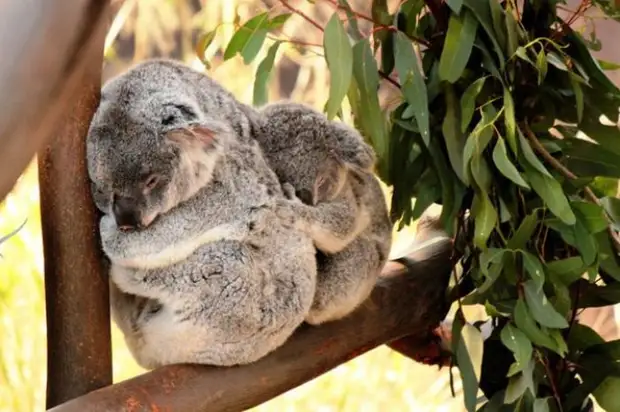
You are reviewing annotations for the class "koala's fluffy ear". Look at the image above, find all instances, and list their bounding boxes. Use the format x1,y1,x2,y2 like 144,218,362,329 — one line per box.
313,156,349,203
165,122,227,151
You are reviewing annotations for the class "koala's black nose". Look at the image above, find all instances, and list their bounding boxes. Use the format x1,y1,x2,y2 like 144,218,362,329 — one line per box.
112,195,141,231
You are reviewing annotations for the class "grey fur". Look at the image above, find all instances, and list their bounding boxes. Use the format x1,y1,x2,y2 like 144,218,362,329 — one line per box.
87,59,317,369
252,101,393,325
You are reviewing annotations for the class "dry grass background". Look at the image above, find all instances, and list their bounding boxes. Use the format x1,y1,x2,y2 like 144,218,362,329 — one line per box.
0,1,612,411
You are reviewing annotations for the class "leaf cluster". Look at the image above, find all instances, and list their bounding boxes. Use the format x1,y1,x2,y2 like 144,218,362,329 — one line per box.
199,1,620,410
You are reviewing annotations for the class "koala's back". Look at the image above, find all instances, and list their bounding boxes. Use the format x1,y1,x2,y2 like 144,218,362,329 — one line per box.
255,101,376,191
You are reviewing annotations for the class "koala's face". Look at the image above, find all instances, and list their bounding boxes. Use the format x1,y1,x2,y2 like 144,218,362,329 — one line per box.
87,88,223,232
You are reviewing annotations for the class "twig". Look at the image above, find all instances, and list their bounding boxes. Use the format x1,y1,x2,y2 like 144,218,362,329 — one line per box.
279,0,324,32
321,0,432,47
521,122,620,256
537,351,564,412
378,71,401,89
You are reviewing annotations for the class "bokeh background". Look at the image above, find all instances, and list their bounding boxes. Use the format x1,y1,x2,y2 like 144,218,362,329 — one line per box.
0,1,617,411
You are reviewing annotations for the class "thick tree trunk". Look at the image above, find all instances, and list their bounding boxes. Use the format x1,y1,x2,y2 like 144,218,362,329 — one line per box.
47,220,454,412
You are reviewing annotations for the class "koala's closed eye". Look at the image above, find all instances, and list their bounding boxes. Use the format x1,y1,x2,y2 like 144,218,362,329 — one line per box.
144,174,161,191
161,104,197,126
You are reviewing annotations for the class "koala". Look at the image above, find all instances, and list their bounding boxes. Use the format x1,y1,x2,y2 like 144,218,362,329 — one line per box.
250,101,394,325
86,59,317,369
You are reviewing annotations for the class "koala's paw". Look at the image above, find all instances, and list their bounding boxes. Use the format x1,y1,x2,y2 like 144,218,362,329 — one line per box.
281,182,302,203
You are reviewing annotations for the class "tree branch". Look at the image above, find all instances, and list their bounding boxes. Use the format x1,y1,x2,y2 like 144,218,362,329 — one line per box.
0,0,112,201
33,2,115,409
48,218,454,412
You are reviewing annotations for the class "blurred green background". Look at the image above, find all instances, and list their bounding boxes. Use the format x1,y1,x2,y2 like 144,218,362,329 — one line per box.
0,0,615,411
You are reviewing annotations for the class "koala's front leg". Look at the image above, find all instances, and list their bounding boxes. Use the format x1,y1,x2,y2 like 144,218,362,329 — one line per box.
281,188,370,254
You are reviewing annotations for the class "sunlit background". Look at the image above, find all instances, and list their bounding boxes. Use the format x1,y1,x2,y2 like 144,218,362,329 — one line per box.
0,0,616,411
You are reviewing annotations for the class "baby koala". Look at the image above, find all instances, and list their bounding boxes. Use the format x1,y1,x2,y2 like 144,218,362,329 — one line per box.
251,101,394,325
86,59,317,369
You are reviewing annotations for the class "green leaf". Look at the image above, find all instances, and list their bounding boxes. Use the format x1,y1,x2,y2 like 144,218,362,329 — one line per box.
266,13,292,29
352,39,388,159
573,211,599,265
488,0,507,51
504,7,519,59
463,105,496,180
456,322,484,412
571,201,608,234
601,196,620,228
536,50,548,85
224,13,270,64
523,280,569,329
524,166,576,225
472,189,497,250
460,77,486,133
514,299,562,354
438,11,479,83
570,73,585,123
521,251,545,292
337,0,363,40
492,137,529,189
446,0,463,14
546,257,586,285
253,41,282,106
501,323,533,377
518,128,552,178
503,89,517,153
195,29,218,69
598,58,620,71
533,398,551,412
546,52,568,71
442,85,466,183
593,376,620,412
507,211,538,249
394,32,429,145
504,358,536,404
463,0,505,69
563,136,620,178
323,14,353,120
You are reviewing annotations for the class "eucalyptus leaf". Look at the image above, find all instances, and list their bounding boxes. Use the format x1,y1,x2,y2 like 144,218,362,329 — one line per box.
223,13,270,63
546,257,586,285
514,299,562,354
395,32,429,145
517,128,553,178
352,39,388,160
523,280,569,329
463,0,506,68
460,77,486,133
524,165,576,226
536,50,548,85
439,11,479,83
253,41,282,106
520,251,545,292
500,323,533,377
323,14,353,120
472,189,497,250
492,137,529,188
507,211,538,250
457,323,484,412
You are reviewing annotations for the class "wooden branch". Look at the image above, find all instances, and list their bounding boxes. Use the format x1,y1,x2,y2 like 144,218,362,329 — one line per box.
34,2,114,408
0,0,112,201
48,223,454,412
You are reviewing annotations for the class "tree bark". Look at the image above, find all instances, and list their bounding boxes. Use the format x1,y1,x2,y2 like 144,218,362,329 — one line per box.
48,220,454,412
33,1,114,408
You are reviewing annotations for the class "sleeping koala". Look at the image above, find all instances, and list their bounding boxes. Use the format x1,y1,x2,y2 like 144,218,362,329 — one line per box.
86,59,317,369
250,102,394,325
